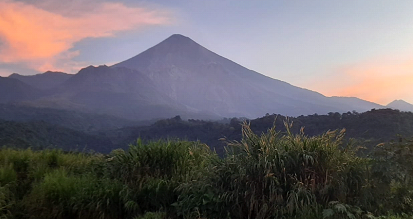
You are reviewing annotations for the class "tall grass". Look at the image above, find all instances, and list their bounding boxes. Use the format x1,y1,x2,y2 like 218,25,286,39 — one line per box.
106,139,217,217
0,148,108,218
176,121,367,219
25,169,124,219
1,123,413,219
0,141,217,219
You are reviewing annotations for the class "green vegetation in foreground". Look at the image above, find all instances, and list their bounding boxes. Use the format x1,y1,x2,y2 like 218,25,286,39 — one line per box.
1,122,413,219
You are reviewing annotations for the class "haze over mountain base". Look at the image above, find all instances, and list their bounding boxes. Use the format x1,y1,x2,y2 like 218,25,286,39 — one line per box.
2,34,412,121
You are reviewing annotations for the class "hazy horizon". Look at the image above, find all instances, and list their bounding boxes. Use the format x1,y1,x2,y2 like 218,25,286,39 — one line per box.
1,0,412,105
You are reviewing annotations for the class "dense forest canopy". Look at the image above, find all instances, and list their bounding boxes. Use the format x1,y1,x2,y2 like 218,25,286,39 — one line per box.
1,108,412,156
112,109,413,155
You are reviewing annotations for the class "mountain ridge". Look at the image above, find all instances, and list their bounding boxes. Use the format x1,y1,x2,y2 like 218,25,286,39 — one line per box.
8,71,72,90
387,99,413,112
0,76,44,103
4,34,385,120
114,34,383,117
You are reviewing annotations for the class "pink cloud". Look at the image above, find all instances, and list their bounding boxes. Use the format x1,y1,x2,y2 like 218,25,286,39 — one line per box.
0,0,172,73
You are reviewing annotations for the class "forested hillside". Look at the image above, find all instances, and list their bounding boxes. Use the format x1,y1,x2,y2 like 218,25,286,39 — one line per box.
1,108,412,155
0,104,139,132
0,120,113,153
110,109,413,155
1,123,413,218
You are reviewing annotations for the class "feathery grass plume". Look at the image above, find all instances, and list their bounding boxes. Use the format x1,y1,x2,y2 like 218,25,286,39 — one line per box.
3,122,413,218
178,121,367,219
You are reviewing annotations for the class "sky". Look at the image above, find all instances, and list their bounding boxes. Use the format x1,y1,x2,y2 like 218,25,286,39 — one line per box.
0,0,412,105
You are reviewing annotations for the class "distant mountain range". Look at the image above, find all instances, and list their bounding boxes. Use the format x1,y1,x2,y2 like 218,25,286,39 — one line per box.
2,34,412,121
8,71,71,89
386,100,413,112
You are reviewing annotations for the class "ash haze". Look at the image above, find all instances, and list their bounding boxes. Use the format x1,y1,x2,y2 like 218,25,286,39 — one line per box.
0,0,412,105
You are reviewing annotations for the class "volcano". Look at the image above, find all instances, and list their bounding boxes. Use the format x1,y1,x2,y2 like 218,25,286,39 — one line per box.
7,34,383,120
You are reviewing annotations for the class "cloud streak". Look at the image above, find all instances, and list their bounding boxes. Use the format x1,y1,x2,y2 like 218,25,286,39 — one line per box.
0,0,172,73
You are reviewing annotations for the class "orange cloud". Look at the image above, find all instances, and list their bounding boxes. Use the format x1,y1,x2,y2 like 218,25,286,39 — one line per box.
0,0,171,72
311,58,413,105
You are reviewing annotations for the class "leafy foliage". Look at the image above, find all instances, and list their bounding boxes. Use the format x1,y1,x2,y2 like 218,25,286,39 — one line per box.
0,119,114,152
176,121,366,218
113,109,413,156
1,120,413,218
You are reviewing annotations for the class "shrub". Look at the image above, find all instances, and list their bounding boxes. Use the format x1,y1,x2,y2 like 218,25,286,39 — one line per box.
367,138,413,215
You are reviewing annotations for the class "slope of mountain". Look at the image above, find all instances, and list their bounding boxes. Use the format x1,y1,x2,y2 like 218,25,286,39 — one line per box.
0,119,114,153
114,34,382,118
387,100,413,112
2,34,385,120
9,71,72,90
0,77,43,103
41,65,205,120
329,96,383,113
0,104,138,132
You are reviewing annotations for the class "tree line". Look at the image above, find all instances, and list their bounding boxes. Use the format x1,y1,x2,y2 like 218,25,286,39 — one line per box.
1,121,413,218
